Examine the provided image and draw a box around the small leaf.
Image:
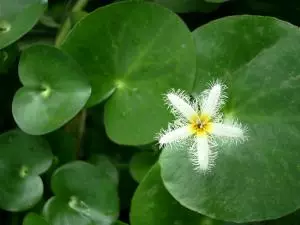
[0,0,47,49]
[12,44,91,135]
[0,129,53,211]
[43,161,119,225]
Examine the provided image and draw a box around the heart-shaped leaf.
[160,15,300,222]
[0,129,53,211]
[61,1,196,145]
[43,161,119,225]
[12,44,91,135]
[0,0,47,49]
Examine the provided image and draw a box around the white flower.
[158,81,246,172]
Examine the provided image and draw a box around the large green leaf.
[130,163,223,225]
[43,161,119,225]
[62,2,196,145]
[12,44,91,135]
[160,15,300,222]
[0,0,47,49]
[0,129,53,211]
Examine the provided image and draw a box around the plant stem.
[64,110,87,159]
[54,0,88,47]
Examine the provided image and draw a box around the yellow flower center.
[190,114,213,137]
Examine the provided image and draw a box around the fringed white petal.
[159,125,192,146]
[211,122,245,140]
[190,137,215,171]
[201,82,225,117]
[166,91,198,121]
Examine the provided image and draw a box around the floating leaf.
[160,15,300,222]
[43,161,119,225]
[12,44,91,135]
[62,1,196,145]
[0,0,47,49]
[0,129,52,211]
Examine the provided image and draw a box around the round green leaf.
[12,44,91,135]
[129,151,157,182]
[0,129,53,211]
[130,163,223,225]
[61,2,196,145]
[0,0,47,49]
[160,15,300,222]
[43,161,119,225]
[23,213,49,225]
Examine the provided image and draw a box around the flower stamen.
[190,114,213,137]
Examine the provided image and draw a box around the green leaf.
[130,163,223,225]
[0,0,47,49]
[160,15,300,222]
[12,44,91,135]
[129,151,158,182]
[43,161,119,225]
[23,213,49,225]
[62,2,196,145]
[152,0,219,13]
[0,129,53,211]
